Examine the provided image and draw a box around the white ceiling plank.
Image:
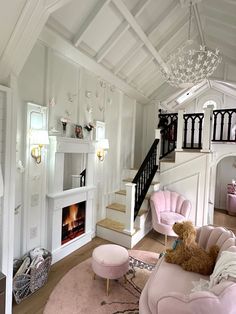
[127,56,153,83]
[222,0,236,5]
[47,16,73,40]
[147,0,179,38]
[136,67,158,87]
[192,4,205,45]
[114,42,144,74]
[40,26,149,104]
[96,0,151,63]
[73,0,111,47]
[45,0,74,11]
[96,21,129,63]
[112,0,169,73]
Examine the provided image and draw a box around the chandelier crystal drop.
[161,1,222,89]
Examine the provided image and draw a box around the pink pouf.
[92,244,129,295]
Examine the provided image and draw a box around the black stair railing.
[212,109,236,142]
[80,169,86,187]
[132,139,159,220]
[183,113,204,149]
[159,119,178,159]
[158,110,178,128]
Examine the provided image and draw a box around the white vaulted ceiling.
[45,0,236,104]
[1,0,236,104]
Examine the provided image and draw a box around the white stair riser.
[131,222,152,247]
[106,208,126,224]
[96,225,132,248]
[96,221,152,249]
[134,212,148,228]
[115,193,126,205]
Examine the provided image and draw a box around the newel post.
[201,106,213,153]
[124,182,136,234]
[176,109,184,151]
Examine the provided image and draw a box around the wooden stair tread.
[97,218,138,236]
[115,189,126,195]
[106,202,148,217]
[123,178,160,185]
[106,203,125,212]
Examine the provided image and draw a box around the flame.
[63,204,78,231]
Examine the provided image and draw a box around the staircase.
[96,169,160,248]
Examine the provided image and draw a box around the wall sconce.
[30,130,49,164]
[97,139,109,161]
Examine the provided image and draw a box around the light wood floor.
[13,209,236,314]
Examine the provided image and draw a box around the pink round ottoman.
[92,244,129,295]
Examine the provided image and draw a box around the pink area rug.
[44,250,159,314]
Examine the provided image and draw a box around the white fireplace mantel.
[49,136,96,154]
[47,136,97,263]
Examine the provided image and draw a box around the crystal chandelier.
[161,1,222,89]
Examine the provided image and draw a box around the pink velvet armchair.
[150,190,191,246]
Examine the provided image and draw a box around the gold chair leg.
[106,278,109,296]
[165,234,167,250]
[93,273,96,280]
[124,274,127,284]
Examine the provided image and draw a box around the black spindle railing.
[80,169,86,187]
[132,139,159,220]
[212,109,236,142]
[159,119,178,159]
[158,111,178,128]
[183,113,204,149]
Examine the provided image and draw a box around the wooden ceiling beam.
[112,0,169,73]
[73,0,111,47]
[96,0,150,63]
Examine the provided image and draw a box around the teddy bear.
[165,221,219,275]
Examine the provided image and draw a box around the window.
[203,100,217,110]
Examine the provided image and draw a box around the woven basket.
[13,250,52,304]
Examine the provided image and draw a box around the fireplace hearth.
[61,201,86,245]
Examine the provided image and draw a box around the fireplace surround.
[47,136,96,263]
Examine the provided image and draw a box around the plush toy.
[165,221,219,275]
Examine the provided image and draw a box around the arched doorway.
[211,155,236,233]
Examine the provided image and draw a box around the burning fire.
[63,204,78,231]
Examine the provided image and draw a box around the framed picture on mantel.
[94,121,105,140]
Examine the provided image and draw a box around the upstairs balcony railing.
[183,113,204,149]
[212,109,236,142]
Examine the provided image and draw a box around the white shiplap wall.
[0,91,5,224]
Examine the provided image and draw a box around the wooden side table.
[0,272,6,314]
[227,193,236,216]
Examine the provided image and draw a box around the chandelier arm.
[188,1,192,41]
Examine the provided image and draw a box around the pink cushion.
[92,244,129,280]
[160,211,185,225]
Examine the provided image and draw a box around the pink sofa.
[139,225,236,314]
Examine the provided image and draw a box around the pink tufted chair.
[150,190,191,246]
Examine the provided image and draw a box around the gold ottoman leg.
[106,278,110,296]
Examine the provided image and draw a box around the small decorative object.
[75,124,83,139]
[84,122,95,132]
[60,117,69,136]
